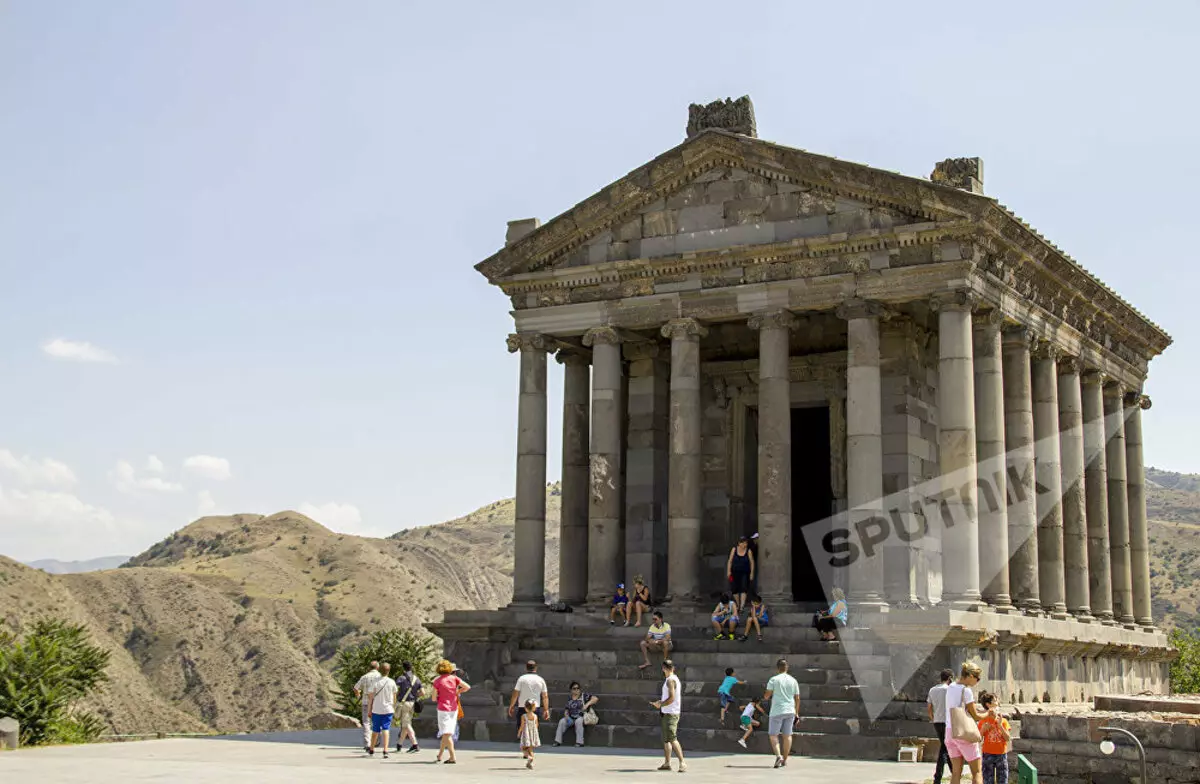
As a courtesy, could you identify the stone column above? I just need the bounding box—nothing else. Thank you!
[1002,326,1040,613]
[624,342,669,602]
[836,300,887,610]
[557,350,591,606]
[1032,342,1067,619]
[973,309,1011,610]
[662,318,708,604]
[506,332,552,605]
[1104,382,1135,625]
[583,327,625,604]
[933,291,981,609]
[1057,357,1091,619]
[1082,371,1114,623]
[748,309,796,606]
[1125,393,1153,627]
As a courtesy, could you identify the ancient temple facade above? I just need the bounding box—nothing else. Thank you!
[450,98,1174,715]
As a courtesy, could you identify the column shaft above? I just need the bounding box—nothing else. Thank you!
[1032,345,1067,618]
[1125,395,1153,627]
[1057,359,1091,618]
[838,301,886,609]
[973,312,1011,609]
[584,328,625,604]
[508,333,550,604]
[1002,327,1040,612]
[663,319,707,603]
[749,310,796,605]
[557,352,591,605]
[1082,372,1114,622]
[1104,384,1134,624]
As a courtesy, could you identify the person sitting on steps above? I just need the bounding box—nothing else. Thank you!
[609,583,630,625]
[639,611,673,670]
[739,595,769,642]
[630,577,651,627]
[710,593,739,640]
[813,587,848,641]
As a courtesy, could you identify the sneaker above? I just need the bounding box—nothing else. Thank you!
[678,763,687,773]
[407,745,420,754]
[712,633,724,640]
[773,756,783,768]
[610,620,615,625]
[382,752,389,759]
[363,745,371,754]
[367,748,374,756]
[553,741,561,747]
[575,743,584,747]
[725,634,736,640]
[737,738,747,748]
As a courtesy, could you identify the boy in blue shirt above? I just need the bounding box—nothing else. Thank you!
[718,667,746,725]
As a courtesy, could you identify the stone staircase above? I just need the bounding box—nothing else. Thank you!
[420,609,938,759]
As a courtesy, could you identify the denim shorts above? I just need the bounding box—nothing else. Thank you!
[719,692,736,709]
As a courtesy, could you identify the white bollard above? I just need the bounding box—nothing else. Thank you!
[0,716,19,750]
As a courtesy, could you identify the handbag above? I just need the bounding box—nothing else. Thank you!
[949,687,982,743]
[583,708,599,726]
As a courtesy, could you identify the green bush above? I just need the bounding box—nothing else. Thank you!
[0,618,111,746]
[332,629,438,717]
[1170,627,1200,694]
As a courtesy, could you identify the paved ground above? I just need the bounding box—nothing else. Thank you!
[0,730,934,783]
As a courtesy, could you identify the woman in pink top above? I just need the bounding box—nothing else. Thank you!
[432,659,470,764]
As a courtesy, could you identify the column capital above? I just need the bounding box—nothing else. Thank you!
[748,309,798,331]
[661,317,709,341]
[972,308,1006,336]
[1139,394,1153,410]
[1031,341,1064,362]
[555,348,591,366]
[623,341,663,361]
[582,326,621,347]
[1001,324,1037,350]
[834,298,892,321]
[1057,355,1084,376]
[1124,391,1151,409]
[1082,369,1109,387]
[506,332,554,353]
[930,288,980,312]
[1103,380,1127,398]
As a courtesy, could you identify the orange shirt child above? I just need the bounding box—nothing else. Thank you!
[978,713,1011,755]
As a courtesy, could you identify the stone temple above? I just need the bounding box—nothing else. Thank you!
[428,97,1174,758]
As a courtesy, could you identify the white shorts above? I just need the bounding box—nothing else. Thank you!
[437,710,458,737]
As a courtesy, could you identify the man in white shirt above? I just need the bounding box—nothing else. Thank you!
[366,662,399,759]
[508,659,550,727]
[651,659,686,773]
[353,661,381,752]
[926,668,954,784]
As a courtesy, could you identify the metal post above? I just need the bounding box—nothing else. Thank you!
[1100,726,1146,784]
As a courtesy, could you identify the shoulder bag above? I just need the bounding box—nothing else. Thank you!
[583,707,599,726]
[949,686,982,743]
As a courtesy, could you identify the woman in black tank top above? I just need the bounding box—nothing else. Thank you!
[726,536,755,612]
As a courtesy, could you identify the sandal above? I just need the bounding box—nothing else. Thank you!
[658,763,672,771]
[638,662,651,669]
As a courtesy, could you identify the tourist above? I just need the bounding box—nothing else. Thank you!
[353,661,381,753]
[366,662,398,759]
[710,593,739,640]
[725,536,756,612]
[638,611,673,670]
[718,666,745,725]
[518,698,541,769]
[508,660,550,730]
[927,668,954,784]
[554,681,598,747]
[610,583,630,625]
[737,698,764,749]
[452,669,467,743]
[813,586,848,641]
[739,595,769,642]
[946,661,984,784]
[651,659,686,773]
[630,577,652,627]
[394,661,423,754]
[762,658,801,768]
[432,659,470,764]
[976,692,1011,784]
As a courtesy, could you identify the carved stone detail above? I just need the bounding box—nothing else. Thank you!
[835,298,892,321]
[661,318,709,341]
[623,341,663,361]
[1139,395,1152,411]
[582,326,621,347]
[1001,325,1037,350]
[555,349,591,366]
[1032,341,1064,362]
[930,289,980,312]
[686,95,757,139]
[1124,392,1151,410]
[1057,356,1084,375]
[506,333,553,353]
[1103,380,1126,398]
[973,308,1007,337]
[1082,370,1109,387]
[931,157,984,194]
[747,309,798,331]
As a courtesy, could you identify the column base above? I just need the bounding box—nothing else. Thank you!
[1137,617,1155,627]
[848,597,890,613]
[1070,610,1094,624]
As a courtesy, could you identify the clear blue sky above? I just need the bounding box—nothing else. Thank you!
[2,1,1197,561]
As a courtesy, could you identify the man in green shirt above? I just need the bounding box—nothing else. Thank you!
[762,658,801,768]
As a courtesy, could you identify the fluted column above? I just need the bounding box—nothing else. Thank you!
[1002,326,1040,612]
[1057,357,1091,618]
[1104,382,1134,625]
[749,309,797,605]
[662,318,708,604]
[1082,371,1114,623]
[1032,342,1067,618]
[557,350,591,606]
[973,309,1011,609]
[507,332,552,605]
[583,327,625,604]
[1126,393,1153,627]
[836,300,887,610]
[933,291,981,609]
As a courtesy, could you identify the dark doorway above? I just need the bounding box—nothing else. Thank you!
[791,406,833,605]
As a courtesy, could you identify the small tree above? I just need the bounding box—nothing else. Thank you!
[0,618,111,746]
[1170,627,1200,694]
[332,629,438,717]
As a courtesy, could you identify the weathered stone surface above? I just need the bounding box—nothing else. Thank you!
[686,95,757,138]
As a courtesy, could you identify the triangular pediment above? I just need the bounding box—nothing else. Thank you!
[477,130,987,282]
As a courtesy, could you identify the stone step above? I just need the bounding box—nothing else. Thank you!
[519,636,872,655]
[502,663,879,687]
[522,622,860,640]
[517,692,886,717]
[508,677,894,703]
[514,646,871,666]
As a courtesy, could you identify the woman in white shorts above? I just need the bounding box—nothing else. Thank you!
[431,659,470,764]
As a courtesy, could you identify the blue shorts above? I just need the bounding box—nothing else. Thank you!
[719,692,736,709]
[371,713,393,732]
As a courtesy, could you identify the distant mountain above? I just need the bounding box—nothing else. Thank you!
[1147,466,1200,495]
[26,555,130,574]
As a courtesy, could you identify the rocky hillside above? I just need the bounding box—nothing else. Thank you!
[1147,469,1200,631]
[0,487,561,737]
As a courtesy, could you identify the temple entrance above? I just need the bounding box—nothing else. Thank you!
[791,405,833,606]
